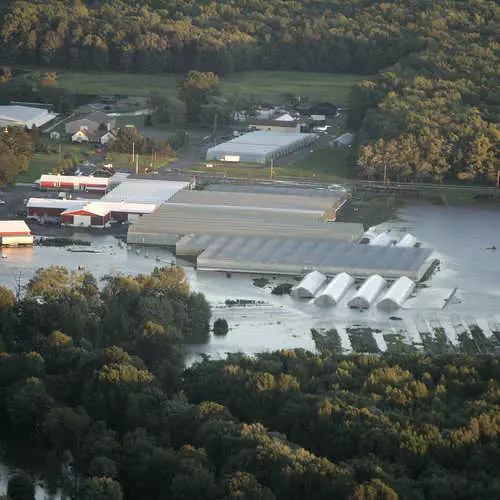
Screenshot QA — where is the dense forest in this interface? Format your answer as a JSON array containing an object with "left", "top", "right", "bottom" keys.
[
  {"left": 0, "top": 0, "right": 498, "bottom": 183},
  {"left": 1, "top": 266, "right": 500, "bottom": 499}
]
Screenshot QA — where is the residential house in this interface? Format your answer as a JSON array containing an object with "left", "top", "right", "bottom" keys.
[
  {"left": 100, "top": 130, "right": 117, "bottom": 145},
  {"left": 65, "top": 111, "right": 116, "bottom": 135},
  {"left": 72, "top": 130, "right": 90, "bottom": 143}
]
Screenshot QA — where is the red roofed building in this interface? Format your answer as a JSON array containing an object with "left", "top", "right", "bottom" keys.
[
  {"left": 61, "top": 203, "right": 111, "bottom": 228},
  {"left": 38, "top": 175, "right": 110, "bottom": 194},
  {"left": 0, "top": 221, "right": 34, "bottom": 246}
]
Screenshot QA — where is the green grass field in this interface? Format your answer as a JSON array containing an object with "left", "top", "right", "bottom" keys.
[
  {"left": 17, "top": 144, "right": 92, "bottom": 183},
  {"left": 54, "top": 70, "right": 364, "bottom": 105}
]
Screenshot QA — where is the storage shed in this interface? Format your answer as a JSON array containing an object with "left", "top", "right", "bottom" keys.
[
  {"left": 348, "top": 274, "right": 387, "bottom": 309},
  {"left": 61, "top": 203, "right": 111, "bottom": 228},
  {"left": 0, "top": 221, "right": 33, "bottom": 246},
  {"left": 206, "top": 131, "right": 317, "bottom": 164},
  {"left": 377, "top": 276, "right": 415, "bottom": 311},
  {"left": 314, "top": 272, "right": 354, "bottom": 307},
  {"left": 369, "top": 231, "right": 393, "bottom": 247},
  {"left": 396, "top": 233, "right": 418, "bottom": 248},
  {"left": 291, "top": 271, "right": 327, "bottom": 299}
]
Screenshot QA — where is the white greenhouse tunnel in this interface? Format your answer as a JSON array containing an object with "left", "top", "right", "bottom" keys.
[
  {"left": 314, "top": 272, "right": 355, "bottom": 307},
  {"left": 377, "top": 276, "right": 416, "bottom": 311},
  {"left": 348, "top": 274, "right": 387, "bottom": 309},
  {"left": 291, "top": 270, "right": 327, "bottom": 299}
]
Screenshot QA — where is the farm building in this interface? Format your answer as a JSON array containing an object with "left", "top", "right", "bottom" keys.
[
  {"left": 377, "top": 276, "right": 415, "bottom": 311},
  {"left": 369, "top": 231, "right": 394, "bottom": 247},
  {"left": 27, "top": 198, "right": 86, "bottom": 219},
  {"left": 65, "top": 111, "right": 115, "bottom": 135},
  {"left": 396, "top": 233, "right": 418, "bottom": 248},
  {"left": 291, "top": 271, "right": 327, "bottom": 299},
  {"left": 195, "top": 237, "right": 434, "bottom": 281},
  {"left": 348, "top": 275, "right": 387, "bottom": 309},
  {"left": 100, "top": 179, "right": 190, "bottom": 205},
  {"left": 0, "top": 105, "right": 57, "bottom": 128},
  {"left": 26, "top": 198, "right": 157, "bottom": 224},
  {"left": 206, "top": 131, "right": 317, "bottom": 164},
  {"left": 247, "top": 120, "right": 302, "bottom": 133},
  {"left": 0, "top": 221, "right": 33, "bottom": 246},
  {"left": 61, "top": 203, "right": 111, "bottom": 228},
  {"left": 37, "top": 175, "right": 110, "bottom": 194},
  {"left": 127, "top": 204, "right": 363, "bottom": 246},
  {"left": 314, "top": 272, "right": 355, "bottom": 307}
]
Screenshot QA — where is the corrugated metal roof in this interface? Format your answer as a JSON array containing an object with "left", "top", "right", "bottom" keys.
[
  {"left": 26, "top": 198, "right": 86, "bottom": 209},
  {"left": 0, "top": 220, "right": 31, "bottom": 234},
  {"left": 196, "top": 236, "right": 434, "bottom": 280},
  {"left": 129, "top": 204, "right": 364, "bottom": 242},
  {"left": 101, "top": 179, "right": 188, "bottom": 205},
  {"left": 39, "top": 175, "right": 110, "bottom": 186},
  {"left": 168, "top": 189, "right": 336, "bottom": 213},
  {"left": 62, "top": 203, "right": 110, "bottom": 217}
]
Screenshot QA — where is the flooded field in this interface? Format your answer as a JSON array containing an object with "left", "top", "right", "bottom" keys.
[{"left": 1, "top": 204, "right": 500, "bottom": 364}]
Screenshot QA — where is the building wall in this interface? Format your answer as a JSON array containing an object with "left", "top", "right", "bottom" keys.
[
  {"left": 27, "top": 207, "right": 64, "bottom": 217},
  {"left": 110, "top": 211, "right": 128, "bottom": 222},
  {"left": 1, "top": 235, "right": 34, "bottom": 246},
  {"left": 251, "top": 124, "right": 300, "bottom": 133}
]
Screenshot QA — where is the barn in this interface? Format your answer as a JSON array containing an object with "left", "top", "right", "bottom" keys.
[
  {"left": 0, "top": 221, "right": 34, "bottom": 246},
  {"left": 37, "top": 175, "right": 110, "bottom": 194},
  {"left": 26, "top": 198, "right": 86, "bottom": 220},
  {"left": 61, "top": 203, "right": 111, "bottom": 228}
]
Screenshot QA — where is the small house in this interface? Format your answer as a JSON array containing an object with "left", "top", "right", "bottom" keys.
[{"left": 100, "top": 130, "right": 117, "bottom": 145}]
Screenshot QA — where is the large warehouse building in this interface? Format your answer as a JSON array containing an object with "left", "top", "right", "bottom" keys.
[
  {"left": 206, "top": 131, "right": 317, "bottom": 164},
  {"left": 0, "top": 105, "right": 58, "bottom": 128}
]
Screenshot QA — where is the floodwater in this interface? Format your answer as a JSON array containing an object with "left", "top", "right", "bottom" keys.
[{"left": 0, "top": 204, "right": 499, "bottom": 364}]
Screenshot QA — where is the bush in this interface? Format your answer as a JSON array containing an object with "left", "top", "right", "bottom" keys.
[
  {"left": 7, "top": 472, "right": 35, "bottom": 500},
  {"left": 213, "top": 318, "right": 229, "bottom": 336}
]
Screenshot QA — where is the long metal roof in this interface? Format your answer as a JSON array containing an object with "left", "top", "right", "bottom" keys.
[
  {"left": 101, "top": 179, "right": 189, "bottom": 205},
  {"left": 128, "top": 204, "right": 364, "bottom": 242},
  {"left": 168, "top": 189, "right": 334, "bottom": 214},
  {"left": 196, "top": 236, "right": 434, "bottom": 280}
]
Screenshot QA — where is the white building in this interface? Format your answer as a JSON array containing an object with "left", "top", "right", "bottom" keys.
[
  {"left": 291, "top": 270, "right": 327, "bottom": 299},
  {"left": 314, "top": 272, "right": 354, "bottom": 307},
  {"left": 0, "top": 220, "right": 33, "bottom": 246},
  {"left": 396, "top": 233, "right": 418, "bottom": 248},
  {"left": 377, "top": 276, "right": 415, "bottom": 311},
  {"left": 0, "top": 105, "right": 57, "bottom": 128},
  {"left": 369, "top": 231, "right": 393, "bottom": 247},
  {"left": 348, "top": 274, "right": 387, "bottom": 309}
]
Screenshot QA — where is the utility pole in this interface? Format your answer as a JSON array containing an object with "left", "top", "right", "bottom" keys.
[
  {"left": 136, "top": 154, "right": 139, "bottom": 175},
  {"left": 270, "top": 159, "right": 275, "bottom": 179},
  {"left": 131, "top": 142, "right": 135, "bottom": 166},
  {"left": 212, "top": 112, "right": 218, "bottom": 146},
  {"left": 383, "top": 164, "right": 388, "bottom": 186},
  {"left": 496, "top": 170, "right": 500, "bottom": 190},
  {"left": 57, "top": 143, "right": 62, "bottom": 170}
]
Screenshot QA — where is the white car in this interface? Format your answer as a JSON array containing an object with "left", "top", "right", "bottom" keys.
[
  {"left": 0, "top": 200, "right": 5, "bottom": 206},
  {"left": 313, "top": 125, "right": 331, "bottom": 133}
]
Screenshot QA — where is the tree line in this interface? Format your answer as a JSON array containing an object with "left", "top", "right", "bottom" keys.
[{"left": 1, "top": 265, "right": 500, "bottom": 499}]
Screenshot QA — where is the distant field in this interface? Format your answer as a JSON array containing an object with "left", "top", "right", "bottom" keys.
[{"left": 54, "top": 71, "right": 364, "bottom": 105}]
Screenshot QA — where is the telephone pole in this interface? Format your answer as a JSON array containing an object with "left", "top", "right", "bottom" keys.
[
  {"left": 135, "top": 154, "right": 139, "bottom": 175},
  {"left": 131, "top": 142, "right": 135, "bottom": 166}
]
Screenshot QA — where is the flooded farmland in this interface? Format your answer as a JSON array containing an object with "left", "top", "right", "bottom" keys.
[{"left": 1, "top": 203, "right": 500, "bottom": 365}]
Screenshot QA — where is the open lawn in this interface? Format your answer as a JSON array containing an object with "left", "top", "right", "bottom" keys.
[
  {"left": 106, "top": 151, "right": 175, "bottom": 171},
  {"left": 17, "top": 144, "right": 92, "bottom": 183},
  {"left": 54, "top": 70, "right": 365, "bottom": 105},
  {"left": 190, "top": 148, "right": 356, "bottom": 181}
]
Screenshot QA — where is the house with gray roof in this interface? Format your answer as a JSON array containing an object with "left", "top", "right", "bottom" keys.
[{"left": 65, "top": 111, "right": 115, "bottom": 135}]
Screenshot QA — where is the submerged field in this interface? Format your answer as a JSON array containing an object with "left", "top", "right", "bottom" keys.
[{"left": 54, "top": 70, "right": 364, "bottom": 104}]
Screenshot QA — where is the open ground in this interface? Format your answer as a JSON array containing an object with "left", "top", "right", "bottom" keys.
[{"left": 54, "top": 70, "right": 364, "bottom": 105}]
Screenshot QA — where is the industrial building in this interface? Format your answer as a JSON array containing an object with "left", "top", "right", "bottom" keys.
[
  {"left": 314, "top": 273, "right": 355, "bottom": 307},
  {"left": 0, "top": 105, "right": 57, "bottom": 128},
  {"left": 348, "top": 275, "right": 387, "bottom": 309},
  {"left": 0, "top": 221, "right": 33, "bottom": 246},
  {"left": 291, "top": 271, "right": 327, "bottom": 299},
  {"left": 377, "top": 276, "right": 415, "bottom": 311},
  {"left": 206, "top": 131, "right": 317, "bottom": 164},
  {"left": 100, "top": 179, "right": 190, "bottom": 205},
  {"left": 195, "top": 237, "right": 434, "bottom": 281},
  {"left": 37, "top": 175, "right": 110, "bottom": 194},
  {"left": 127, "top": 204, "right": 364, "bottom": 246}
]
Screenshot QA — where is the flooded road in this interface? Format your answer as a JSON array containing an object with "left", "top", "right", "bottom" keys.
[{"left": 0, "top": 204, "right": 499, "bottom": 364}]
